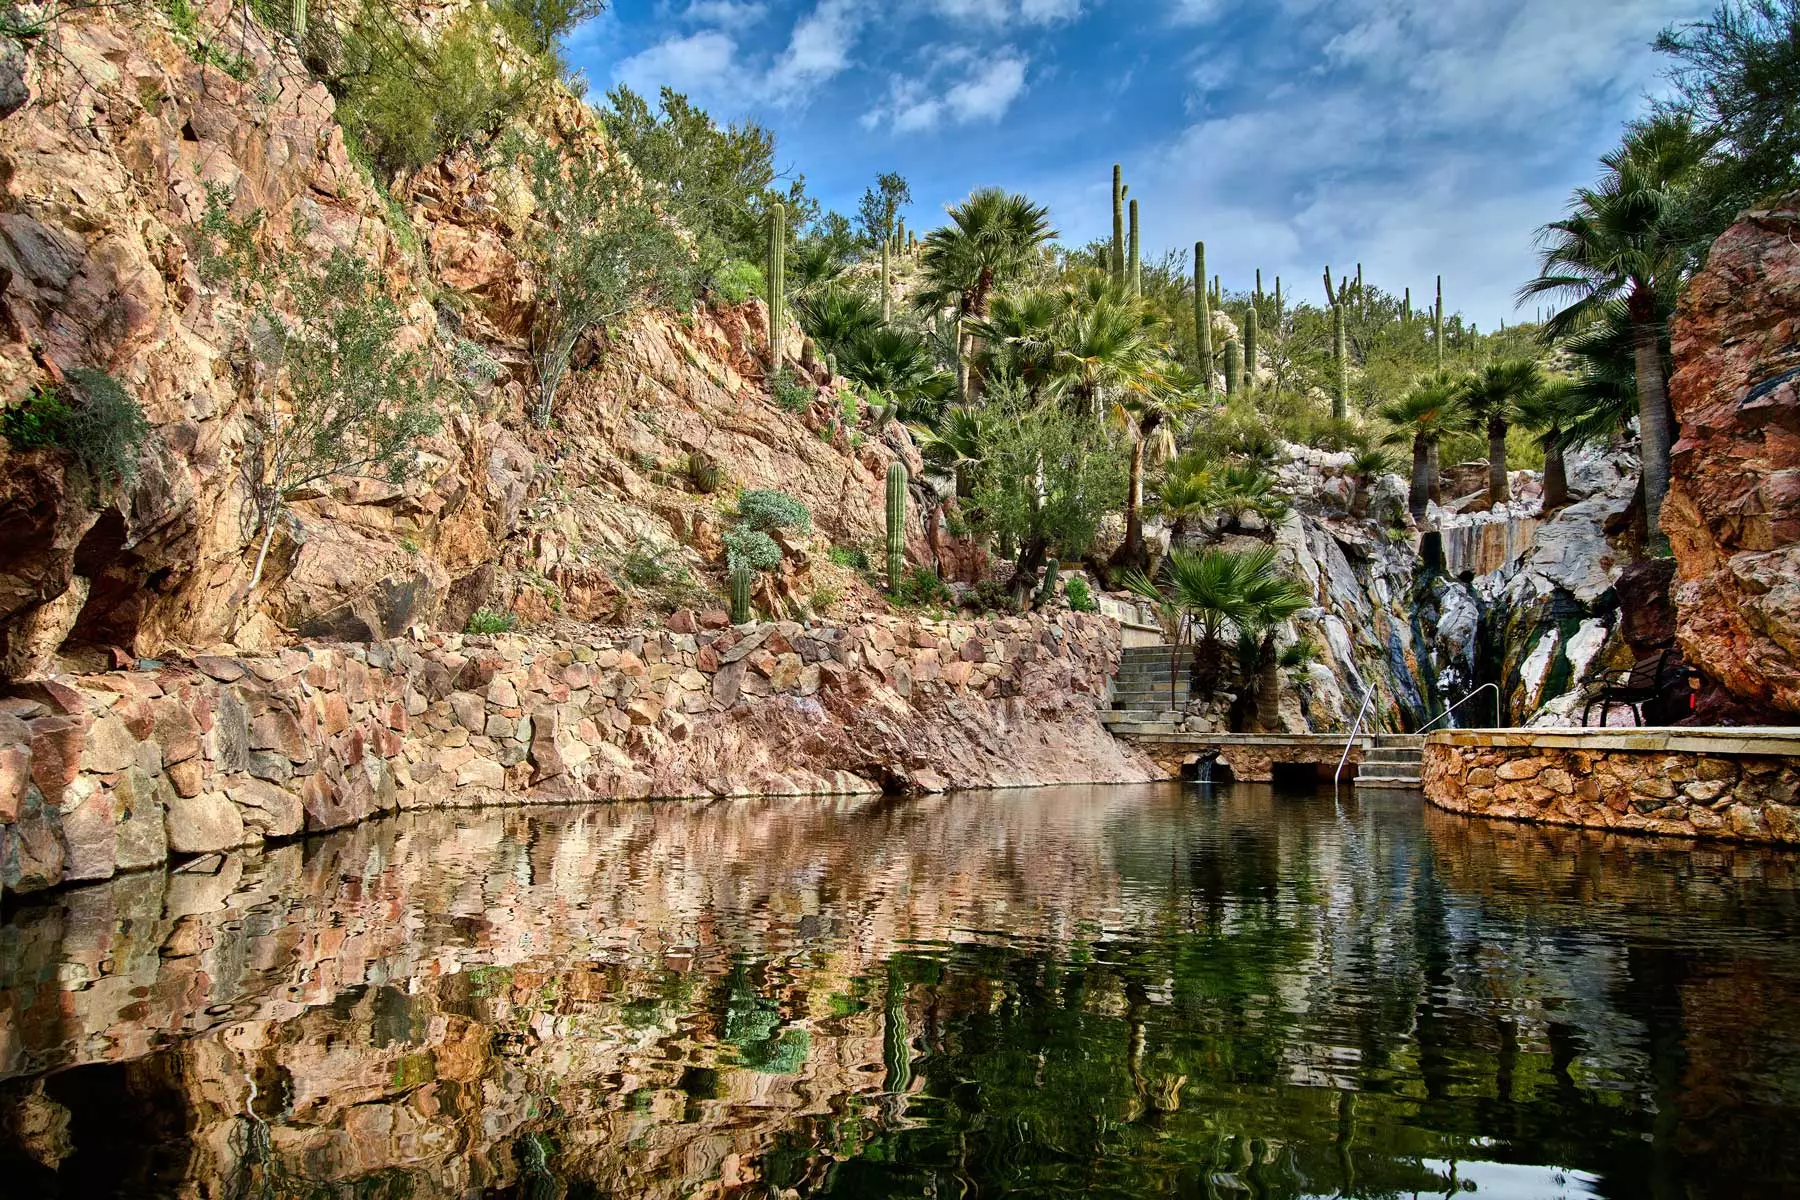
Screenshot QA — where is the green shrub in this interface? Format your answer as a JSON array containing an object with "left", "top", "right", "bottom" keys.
[
  {"left": 736, "top": 489, "right": 811, "bottom": 533},
  {"left": 893, "top": 566, "right": 952, "bottom": 608},
  {"left": 1065, "top": 576, "right": 1097, "bottom": 612},
  {"left": 466, "top": 608, "right": 517, "bottom": 635},
  {"left": 770, "top": 368, "right": 813, "bottom": 414},
  {"left": 712, "top": 259, "right": 763, "bottom": 305},
  {"left": 827, "top": 545, "right": 870, "bottom": 571},
  {"left": 1, "top": 369, "right": 150, "bottom": 495},
  {"left": 723, "top": 526, "right": 782, "bottom": 572},
  {"left": 969, "top": 579, "right": 1015, "bottom": 614}
]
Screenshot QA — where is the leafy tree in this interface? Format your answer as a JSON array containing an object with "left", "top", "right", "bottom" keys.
[
  {"left": 600, "top": 84, "right": 793, "bottom": 273},
  {"left": 1519, "top": 115, "right": 1709, "bottom": 554},
  {"left": 1458, "top": 359, "right": 1543, "bottom": 505},
  {"left": 193, "top": 189, "right": 447, "bottom": 591},
  {"left": 508, "top": 133, "right": 694, "bottom": 427},
  {"left": 494, "top": 0, "right": 607, "bottom": 58},
  {"left": 0, "top": 369, "right": 149, "bottom": 499},
  {"left": 856, "top": 171, "right": 912, "bottom": 246},
  {"left": 966, "top": 380, "right": 1126, "bottom": 597},
  {"left": 1657, "top": 1, "right": 1800, "bottom": 231}
]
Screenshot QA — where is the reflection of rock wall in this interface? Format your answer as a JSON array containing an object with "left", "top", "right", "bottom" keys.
[
  {"left": 1666, "top": 196, "right": 1800, "bottom": 716},
  {"left": 1423, "top": 728, "right": 1800, "bottom": 843},
  {"left": 0, "top": 611, "right": 1154, "bottom": 894}
]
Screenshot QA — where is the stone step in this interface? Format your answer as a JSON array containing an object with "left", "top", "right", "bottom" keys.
[
  {"left": 1375, "top": 734, "right": 1426, "bottom": 747},
  {"left": 1363, "top": 748, "right": 1423, "bottom": 764},
  {"left": 1354, "top": 774, "right": 1424, "bottom": 789}
]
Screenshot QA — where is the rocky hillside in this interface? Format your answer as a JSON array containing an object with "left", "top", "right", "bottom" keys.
[{"left": 0, "top": 6, "right": 928, "bottom": 677}]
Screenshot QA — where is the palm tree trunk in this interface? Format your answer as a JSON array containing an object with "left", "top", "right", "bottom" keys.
[
  {"left": 1488, "top": 413, "right": 1509, "bottom": 505},
  {"left": 1632, "top": 320, "right": 1674, "bottom": 554},
  {"left": 1115, "top": 434, "right": 1146, "bottom": 570},
  {"left": 1409, "top": 436, "right": 1431, "bottom": 525},
  {"left": 1427, "top": 441, "right": 1442, "bottom": 505},
  {"left": 1543, "top": 437, "right": 1568, "bottom": 512},
  {"left": 1255, "top": 635, "right": 1282, "bottom": 731}
]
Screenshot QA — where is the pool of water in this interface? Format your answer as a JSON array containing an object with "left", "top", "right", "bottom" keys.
[{"left": 2, "top": 782, "right": 1798, "bottom": 1198}]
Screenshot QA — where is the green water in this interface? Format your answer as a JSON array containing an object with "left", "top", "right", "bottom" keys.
[{"left": 2, "top": 782, "right": 1798, "bottom": 1198}]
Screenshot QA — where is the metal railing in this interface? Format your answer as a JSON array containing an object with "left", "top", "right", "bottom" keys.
[
  {"left": 1334, "top": 685, "right": 1376, "bottom": 786},
  {"left": 1417, "top": 682, "right": 1501, "bottom": 736}
]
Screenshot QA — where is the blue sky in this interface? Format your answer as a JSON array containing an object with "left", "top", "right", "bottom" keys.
[{"left": 568, "top": 0, "right": 1712, "bottom": 327}]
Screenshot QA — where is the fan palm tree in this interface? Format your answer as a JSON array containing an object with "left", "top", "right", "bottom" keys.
[
  {"left": 1043, "top": 290, "right": 1162, "bottom": 415},
  {"left": 1518, "top": 114, "right": 1710, "bottom": 553},
  {"left": 969, "top": 289, "right": 1063, "bottom": 396},
  {"left": 913, "top": 405, "right": 991, "bottom": 497},
  {"left": 1458, "top": 359, "right": 1543, "bottom": 505},
  {"left": 1121, "top": 546, "right": 1280, "bottom": 698},
  {"left": 1239, "top": 565, "right": 1312, "bottom": 732},
  {"left": 1512, "top": 378, "right": 1585, "bottom": 512},
  {"left": 786, "top": 239, "right": 850, "bottom": 297},
  {"left": 837, "top": 327, "right": 941, "bottom": 403},
  {"left": 794, "top": 286, "right": 881, "bottom": 356},
  {"left": 1148, "top": 460, "right": 1213, "bottom": 547},
  {"left": 1379, "top": 375, "right": 1470, "bottom": 525},
  {"left": 914, "top": 188, "right": 1057, "bottom": 321},
  {"left": 1110, "top": 362, "right": 1201, "bottom": 572}
]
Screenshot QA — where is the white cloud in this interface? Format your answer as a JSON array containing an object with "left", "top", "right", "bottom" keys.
[
  {"left": 614, "top": 0, "right": 866, "bottom": 112},
  {"left": 931, "top": 0, "right": 1083, "bottom": 25},
  {"left": 865, "top": 48, "right": 1030, "bottom": 133},
  {"left": 679, "top": 0, "right": 768, "bottom": 27},
  {"left": 1168, "top": 0, "right": 1225, "bottom": 25}
]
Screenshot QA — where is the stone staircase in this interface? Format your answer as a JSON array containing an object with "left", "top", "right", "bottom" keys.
[
  {"left": 1354, "top": 733, "right": 1425, "bottom": 788},
  {"left": 1100, "top": 645, "right": 1188, "bottom": 735}
]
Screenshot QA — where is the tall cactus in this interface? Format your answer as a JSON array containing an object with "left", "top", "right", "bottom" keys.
[
  {"left": 1332, "top": 301, "right": 1349, "bottom": 420},
  {"left": 1224, "top": 339, "right": 1242, "bottom": 400},
  {"left": 886, "top": 461, "right": 907, "bottom": 592},
  {"left": 729, "top": 565, "right": 753, "bottom": 625},
  {"left": 1355, "top": 262, "right": 1364, "bottom": 314},
  {"left": 1434, "top": 275, "right": 1445, "bottom": 371},
  {"left": 880, "top": 240, "right": 892, "bottom": 324},
  {"left": 767, "top": 202, "right": 786, "bottom": 370},
  {"left": 1127, "top": 198, "right": 1140, "bottom": 295},
  {"left": 1036, "top": 557, "right": 1060, "bottom": 606},
  {"left": 897, "top": 215, "right": 906, "bottom": 250},
  {"left": 1193, "top": 241, "right": 1213, "bottom": 397},
  {"left": 1255, "top": 268, "right": 1263, "bottom": 304},
  {"left": 1111, "top": 165, "right": 1125, "bottom": 288},
  {"left": 1404, "top": 286, "right": 1412, "bottom": 323},
  {"left": 1243, "top": 305, "right": 1258, "bottom": 394},
  {"left": 1274, "top": 276, "right": 1283, "bottom": 323}
]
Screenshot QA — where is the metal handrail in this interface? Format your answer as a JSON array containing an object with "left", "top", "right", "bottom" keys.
[
  {"left": 1417, "top": 682, "right": 1501, "bottom": 736},
  {"left": 1334, "top": 685, "right": 1376, "bottom": 786}
]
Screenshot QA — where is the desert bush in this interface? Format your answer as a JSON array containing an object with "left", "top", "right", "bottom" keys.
[
  {"left": 466, "top": 608, "right": 518, "bottom": 635},
  {"left": 770, "top": 368, "right": 813, "bottom": 414},
  {"left": 712, "top": 259, "right": 763, "bottom": 305},
  {"left": 892, "top": 566, "right": 953, "bottom": 608},
  {"left": 1064, "top": 576, "right": 1096, "bottom": 612},
  {"left": 723, "top": 526, "right": 782, "bottom": 572},
  {"left": 736, "top": 489, "right": 811, "bottom": 533},
  {"left": 0, "top": 369, "right": 150, "bottom": 496}
]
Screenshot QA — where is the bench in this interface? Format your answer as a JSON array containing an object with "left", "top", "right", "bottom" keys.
[{"left": 1581, "top": 647, "right": 1693, "bottom": 727}]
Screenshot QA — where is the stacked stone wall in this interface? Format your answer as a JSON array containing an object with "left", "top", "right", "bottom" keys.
[
  {"left": 1423, "top": 730, "right": 1800, "bottom": 844},
  {"left": 1, "top": 611, "right": 1155, "bottom": 894}
]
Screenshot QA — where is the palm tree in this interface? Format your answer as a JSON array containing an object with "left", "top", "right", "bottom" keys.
[
  {"left": 969, "top": 289, "right": 1063, "bottom": 397},
  {"left": 837, "top": 327, "right": 941, "bottom": 403},
  {"left": 1512, "top": 378, "right": 1584, "bottom": 512},
  {"left": 915, "top": 188, "right": 1057, "bottom": 322},
  {"left": 1458, "top": 359, "right": 1543, "bottom": 505},
  {"left": 1379, "top": 375, "right": 1469, "bottom": 525},
  {"left": 1110, "top": 362, "right": 1200, "bottom": 572},
  {"left": 795, "top": 286, "right": 881, "bottom": 355},
  {"left": 1148, "top": 463, "right": 1213, "bottom": 547},
  {"left": 1043, "top": 289, "right": 1162, "bottom": 415},
  {"left": 1121, "top": 546, "right": 1282, "bottom": 698},
  {"left": 1239, "top": 565, "right": 1311, "bottom": 732},
  {"left": 1518, "top": 114, "right": 1710, "bottom": 553}
]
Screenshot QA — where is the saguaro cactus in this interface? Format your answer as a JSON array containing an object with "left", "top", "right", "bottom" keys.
[
  {"left": 1036, "top": 558, "right": 1061, "bottom": 606},
  {"left": 1224, "top": 339, "right": 1242, "bottom": 400},
  {"left": 880, "top": 241, "right": 892, "bottom": 324},
  {"left": 1255, "top": 268, "right": 1263, "bottom": 304},
  {"left": 1332, "top": 301, "right": 1349, "bottom": 420},
  {"left": 1274, "top": 276, "right": 1283, "bottom": 323},
  {"left": 1128, "top": 198, "right": 1140, "bottom": 295},
  {"left": 1111, "top": 165, "right": 1125, "bottom": 287},
  {"left": 886, "top": 461, "right": 907, "bottom": 592},
  {"left": 1243, "top": 306, "right": 1258, "bottom": 394},
  {"left": 1194, "top": 241, "right": 1213, "bottom": 397},
  {"left": 730, "top": 565, "right": 753, "bottom": 625},
  {"left": 1404, "top": 286, "right": 1412, "bottom": 322},
  {"left": 1355, "top": 262, "right": 1365, "bottom": 313},
  {"left": 767, "top": 202, "right": 786, "bottom": 369},
  {"left": 1435, "top": 275, "right": 1445, "bottom": 371}
]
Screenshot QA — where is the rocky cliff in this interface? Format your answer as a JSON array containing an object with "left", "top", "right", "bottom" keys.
[
  {"left": 0, "top": 7, "right": 924, "bottom": 675},
  {"left": 1666, "top": 195, "right": 1800, "bottom": 718}
]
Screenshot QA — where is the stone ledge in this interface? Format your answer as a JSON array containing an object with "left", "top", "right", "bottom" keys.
[{"left": 1428, "top": 726, "right": 1800, "bottom": 757}]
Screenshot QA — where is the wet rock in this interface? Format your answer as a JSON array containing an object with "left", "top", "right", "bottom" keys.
[{"left": 165, "top": 789, "right": 245, "bottom": 855}]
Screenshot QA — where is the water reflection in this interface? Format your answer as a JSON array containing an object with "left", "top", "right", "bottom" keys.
[{"left": 1, "top": 784, "right": 1797, "bottom": 1197}]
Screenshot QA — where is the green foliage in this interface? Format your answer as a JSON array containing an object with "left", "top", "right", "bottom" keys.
[
  {"left": 712, "top": 258, "right": 763, "bottom": 305},
  {"left": 828, "top": 545, "right": 870, "bottom": 571},
  {"left": 736, "top": 489, "right": 812, "bottom": 533},
  {"left": 1064, "top": 575, "right": 1096, "bottom": 612},
  {"left": 769, "top": 368, "right": 813, "bottom": 414},
  {"left": 892, "top": 566, "right": 953, "bottom": 608},
  {"left": 465, "top": 608, "right": 518, "bottom": 635},
  {"left": 857, "top": 171, "right": 912, "bottom": 246},
  {"left": 915, "top": 188, "right": 1057, "bottom": 319},
  {"left": 723, "top": 526, "right": 782, "bottom": 572},
  {"left": 507, "top": 132, "right": 694, "bottom": 426},
  {"left": 328, "top": 3, "right": 550, "bottom": 179},
  {"left": 1, "top": 370, "right": 150, "bottom": 496},
  {"left": 492, "top": 0, "right": 606, "bottom": 58},
  {"left": 968, "top": 579, "right": 1016, "bottom": 613}
]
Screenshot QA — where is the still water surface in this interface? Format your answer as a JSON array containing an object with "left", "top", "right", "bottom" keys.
[{"left": 2, "top": 783, "right": 1799, "bottom": 1198}]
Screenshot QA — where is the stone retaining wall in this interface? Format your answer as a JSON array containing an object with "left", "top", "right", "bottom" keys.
[
  {"left": 1, "top": 611, "right": 1156, "bottom": 894},
  {"left": 1423, "top": 728, "right": 1800, "bottom": 844},
  {"left": 1125, "top": 733, "right": 1365, "bottom": 782}
]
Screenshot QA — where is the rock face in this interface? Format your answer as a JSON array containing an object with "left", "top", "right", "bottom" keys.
[
  {"left": 0, "top": 9, "right": 928, "bottom": 675},
  {"left": 0, "top": 610, "right": 1156, "bottom": 894},
  {"left": 1666, "top": 196, "right": 1800, "bottom": 717}
]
